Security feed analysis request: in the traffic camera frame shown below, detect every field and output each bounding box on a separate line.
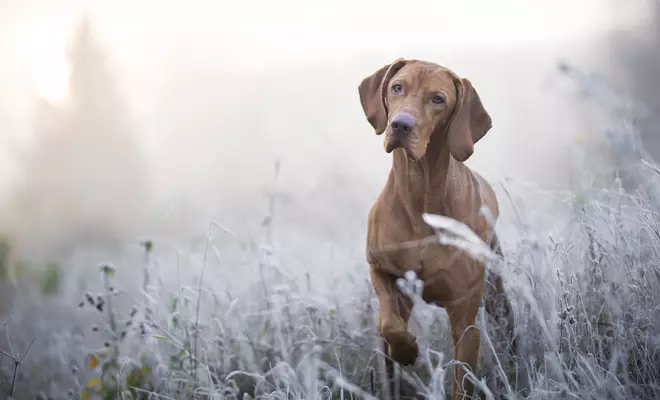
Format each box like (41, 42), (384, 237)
(2, 4), (660, 400)
(2, 149), (660, 400)
(2, 78), (660, 399)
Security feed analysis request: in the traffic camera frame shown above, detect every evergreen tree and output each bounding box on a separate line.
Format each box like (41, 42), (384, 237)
(11, 15), (151, 260)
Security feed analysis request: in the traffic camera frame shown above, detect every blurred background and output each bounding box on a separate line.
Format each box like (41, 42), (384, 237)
(0, 0), (652, 258)
(0, 0), (657, 290)
(1, 0), (660, 398)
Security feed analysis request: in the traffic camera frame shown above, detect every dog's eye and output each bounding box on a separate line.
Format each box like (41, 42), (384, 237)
(391, 83), (403, 94)
(431, 95), (444, 105)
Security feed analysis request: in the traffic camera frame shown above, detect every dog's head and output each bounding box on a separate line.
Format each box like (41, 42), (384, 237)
(358, 58), (492, 162)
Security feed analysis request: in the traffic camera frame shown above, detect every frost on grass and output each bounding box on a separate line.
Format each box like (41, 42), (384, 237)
(1, 164), (659, 399)
(2, 68), (660, 399)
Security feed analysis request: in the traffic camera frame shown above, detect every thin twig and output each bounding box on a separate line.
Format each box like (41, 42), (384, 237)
(192, 221), (234, 380)
(1, 332), (36, 398)
(642, 159), (660, 175)
(4, 316), (14, 358)
(192, 223), (212, 379)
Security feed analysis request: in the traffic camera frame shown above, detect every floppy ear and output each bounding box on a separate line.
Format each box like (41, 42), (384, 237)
(358, 58), (408, 135)
(446, 77), (492, 162)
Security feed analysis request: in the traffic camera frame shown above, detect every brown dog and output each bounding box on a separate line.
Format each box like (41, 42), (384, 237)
(358, 58), (516, 399)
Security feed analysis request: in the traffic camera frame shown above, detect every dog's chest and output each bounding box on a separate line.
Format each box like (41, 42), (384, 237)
(368, 222), (481, 294)
(367, 193), (486, 283)
(368, 205), (436, 276)
(369, 217), (485, 304)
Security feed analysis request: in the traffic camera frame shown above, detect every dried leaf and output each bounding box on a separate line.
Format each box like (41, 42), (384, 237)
(87, 354), (99, 370)
(81, 384), (98, 400)
(87, 377), (102, 390)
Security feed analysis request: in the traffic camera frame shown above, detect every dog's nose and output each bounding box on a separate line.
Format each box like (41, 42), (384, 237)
(390, 112), (415, 135)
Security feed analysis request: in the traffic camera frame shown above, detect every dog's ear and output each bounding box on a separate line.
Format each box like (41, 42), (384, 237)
(358, 58), (408, 135)
(446, 77), (492, 162)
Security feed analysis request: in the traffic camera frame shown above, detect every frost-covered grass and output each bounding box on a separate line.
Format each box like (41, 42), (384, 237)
(2, 170), (660, 400)
(2, 65), (660, 400)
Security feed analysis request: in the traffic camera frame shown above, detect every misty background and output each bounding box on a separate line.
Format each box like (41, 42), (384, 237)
(0, 0), (658, 294)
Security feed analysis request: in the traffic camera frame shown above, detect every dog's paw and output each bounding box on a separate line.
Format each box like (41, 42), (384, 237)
(385, 330), (419, 366)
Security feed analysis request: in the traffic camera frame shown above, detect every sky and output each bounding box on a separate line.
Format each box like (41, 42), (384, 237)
(0, 0), (643, 103)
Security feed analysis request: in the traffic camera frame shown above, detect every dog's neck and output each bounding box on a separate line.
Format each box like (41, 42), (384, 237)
(390, 137), (453, 229)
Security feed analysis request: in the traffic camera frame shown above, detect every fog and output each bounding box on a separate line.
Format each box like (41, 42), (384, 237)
(0, 0), (651, 285)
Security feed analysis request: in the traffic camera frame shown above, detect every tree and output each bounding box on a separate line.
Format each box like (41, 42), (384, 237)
(9, 15), (152, 261)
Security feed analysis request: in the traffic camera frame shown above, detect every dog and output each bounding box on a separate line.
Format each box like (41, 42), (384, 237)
(358, 58), (518, 399)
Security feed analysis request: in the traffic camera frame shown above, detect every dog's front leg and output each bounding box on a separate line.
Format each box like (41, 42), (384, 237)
(370, 264), (418, 365)
(446, 292), (483, 400)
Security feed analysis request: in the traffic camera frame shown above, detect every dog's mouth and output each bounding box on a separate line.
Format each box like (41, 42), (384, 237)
(385, 136), (420, 160)
(385, 138), (403, 154)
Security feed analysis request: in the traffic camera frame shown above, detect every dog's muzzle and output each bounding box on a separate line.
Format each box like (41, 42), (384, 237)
(386, 112), (416, 153)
